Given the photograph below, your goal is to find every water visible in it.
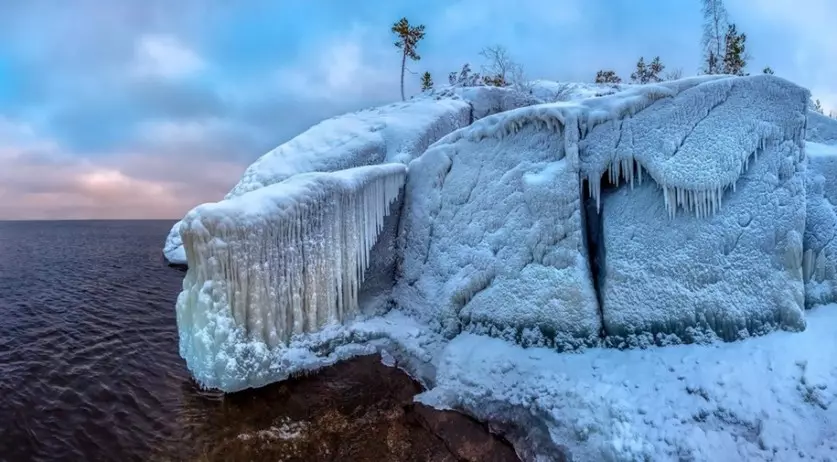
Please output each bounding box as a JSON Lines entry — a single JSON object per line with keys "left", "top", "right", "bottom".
{"left": 0, "top": 220, "right": 517, "bottom": 462}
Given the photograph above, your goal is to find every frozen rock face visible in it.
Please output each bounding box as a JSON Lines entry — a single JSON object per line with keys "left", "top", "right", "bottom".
{"left": 803, "top": 142, "right": 837, "bottom": 308}
{"left": 396, "top": 121, "right": 601, "bottom": 349}
{"left": 806, "top": 110, "right": 837, "bottom": 146}
{"left": 176, "top": 164, "right": 406, "bottom": 391}
{"left": 452, "top": 85, "right": 544, "bottom": 120}
{"left": 398, "top": 74, "right": 811, "bottom": 348}
{"left": 163, "top": 97, "right": 472, "bottom": 292}
{"left": 163, "top": 222, "right": 186, "bottom": 265}
{"left": 587, "top": 76, "right": 809, "bottom": 344}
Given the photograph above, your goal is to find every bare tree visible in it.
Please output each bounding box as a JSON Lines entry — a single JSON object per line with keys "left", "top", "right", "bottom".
{"left": 701, "top": 0, "right": 729, "bottom": 74}
{"left": 392, "top": 18, "right": 426, "bottom": 101}
{"left": 449, "top": 63, "right": 481, "bottom": 87}
{"left": 813, "top": 99, "right": 825, "bottom": 115}
{"left": 664, "top": 68, "right": 683, "bottom": 81}
{"left": 479, "top": 45, "right": 529, "bottom": 91}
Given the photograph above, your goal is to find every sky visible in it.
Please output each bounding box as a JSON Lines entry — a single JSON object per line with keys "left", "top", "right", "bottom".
{"left": 0, "top": 0, "right": 835, "bottom": 220}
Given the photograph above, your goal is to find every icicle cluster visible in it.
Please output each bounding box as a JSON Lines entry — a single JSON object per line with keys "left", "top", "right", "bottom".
{"left": 584, "top": 143, "right": 773, "bottom": 220}
{"left": 181, "top": 164, "right": 406, "bottom": 347}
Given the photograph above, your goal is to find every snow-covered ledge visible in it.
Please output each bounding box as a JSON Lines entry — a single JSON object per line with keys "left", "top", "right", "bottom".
{"left": 175, "top": 164, "right": 406, "bottom": 391}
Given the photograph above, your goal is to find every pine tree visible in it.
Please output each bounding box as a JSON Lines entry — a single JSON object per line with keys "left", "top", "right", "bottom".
{"left": 762, "top": 66, "right": 774, "bottom": 75}
{"left": 630, "top": 57, "right": 648, "bottom": 84}
{"left": 595, "top": 70, "right": 622, "bottom": 84}
{"left": 420, "top": 72, "right": 433, "bottom": 91}
{"left": 648, "top": 56, "right": 665, "bottom": 82}
{"left": 722, "top": 24, "right": 748, "bottom": 75}
{"left": 630, "top": 57, "right": 665, "bottom": 84}
{"left": 391, "top": 18, "right": 426, "bottom": 101}
{"left": 701, "top": 0, "right": 729, "bottom": 74}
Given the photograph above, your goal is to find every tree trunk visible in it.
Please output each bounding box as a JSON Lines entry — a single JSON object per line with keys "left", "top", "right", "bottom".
{"left": 400, "top": 51, "right": 406, "bottom": 101}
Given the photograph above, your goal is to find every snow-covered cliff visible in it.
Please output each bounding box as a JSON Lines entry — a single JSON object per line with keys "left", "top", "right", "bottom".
{"left": 169, "top": 77, "right": 837, "bottom": 461}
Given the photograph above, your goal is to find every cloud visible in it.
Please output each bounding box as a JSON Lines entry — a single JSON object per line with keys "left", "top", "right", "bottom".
{"left": 0, "top": 116, "right": 249, "bottom": 220}
{"left": 727, "top": 0, "right": 837, "bottom": 113}
{"left": 132, "top": 34, "right": 205, "bottom": 79}
{"left": 274, "top": 26, "right": 397, "bottom": 103}
{"left": 1, "top": 0, "right": 836, "bottom": 221}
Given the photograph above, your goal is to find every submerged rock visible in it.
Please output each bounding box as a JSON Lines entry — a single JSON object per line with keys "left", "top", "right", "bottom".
{"left": 159, "top": 354, "right": 518, "bottom": 462}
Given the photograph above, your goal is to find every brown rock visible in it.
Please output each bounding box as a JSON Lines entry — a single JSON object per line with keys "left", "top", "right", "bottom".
{"left": 154, "top": 354, "right": 520, "bottom": 462}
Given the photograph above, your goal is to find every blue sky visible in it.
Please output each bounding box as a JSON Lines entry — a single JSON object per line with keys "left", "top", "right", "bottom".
{"left": 0, "top": 0, "right": 835, "bottom": 219}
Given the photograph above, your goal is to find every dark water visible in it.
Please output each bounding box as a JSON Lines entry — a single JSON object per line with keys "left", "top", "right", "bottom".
{"left": 0, "top": 220, "right": 517, "bottom": 462}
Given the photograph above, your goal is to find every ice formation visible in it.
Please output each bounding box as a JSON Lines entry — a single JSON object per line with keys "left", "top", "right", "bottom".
{"left": 803, "top": 141, "right": 837, "bottom": 307}
{"left": 176, "top": 164, "right": 405, "bottom": 390}
{"left": 398, "top": 74, "right": 809, "bottom": 346}
{"left": 395, "top": 123, "right": 601, "bottom": 347}
{"left": 806, "top": 109, "right": 837, "bottom": 146}
{"left": 163, "top": 221, "right": 186, "bottom": 265}
{"left": 162, "top": 88, "right": 545, "bottom": 266}
{"left": 169, "top": 74, "right": 837, "bottom": 461}
{"left": 589, "top": 76, "right": 809, "bottom": 343}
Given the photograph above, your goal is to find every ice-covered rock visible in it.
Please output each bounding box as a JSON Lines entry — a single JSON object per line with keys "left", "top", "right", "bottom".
{"left": 452, "top": 85, "right": 544, "bottom": 120}
{"left": 163, "top": 222, "right": 186, "bottom": 265}
{"left": 589, "top": 76, "right": 809, "bottom": 344}
{"left": 162, "top": 96, "right": 472, "bottom": 265}
{"left": 397, "top": 74, "right": 810, "bottom": 347}
{"left": 806, "top": 110, "right": 837, "bottom": 146}
{"left": 529, "top": 79, "right": 633, "bottom": 102}
{"left": 803, "top": 142, "right": 837, "bottom": 308}
{"left": 176, "top": 164, "right": 405, "bottom": 391}
{"left": 396, "top": 122, "right": 600, "bottom": 348}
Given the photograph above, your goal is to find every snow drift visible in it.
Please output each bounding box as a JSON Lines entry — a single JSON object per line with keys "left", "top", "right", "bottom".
{"left": 176, "top": 164, "right": 405, "bottom": 391}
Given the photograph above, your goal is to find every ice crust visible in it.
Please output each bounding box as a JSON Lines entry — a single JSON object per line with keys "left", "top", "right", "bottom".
{"left": 398, "top": 74, "right": 809, "bottom": 345}
{"left": 162, "top": 90, "right": 543, "bottom": 265}
{"left": 163, "top": 221, "right": 186, "bottom": 265}
{"left": 176, "top": 164, "right": 405, "bottom": 391}
{"left": 803, "top": 141, "right": 837, "bottom": 307}
{"left": 395, "top": 123, "right": 601, "bottom": 347}
{"left": 594, "top": 77, "right": 809, "bottom": 343}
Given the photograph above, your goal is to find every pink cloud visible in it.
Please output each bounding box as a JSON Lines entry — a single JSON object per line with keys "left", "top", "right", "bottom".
{"left": 0, "top": 118, "right": 249, "bottom": 220}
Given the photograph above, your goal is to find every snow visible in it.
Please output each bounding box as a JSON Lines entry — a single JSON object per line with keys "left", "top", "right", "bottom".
{"left": 529, "top": 79, "right": 634, "bottom": 102}
{"left": 226, "top": 98, "right": 471, "bottom": 199}
{"left": 176, "top": 164, "right": 405, "bottom": 391}
{"left": 417, "top": 304, "right": 837, "bottom": 462}
{"left": 451, "top": 85, "right": 544, "bottom": 119}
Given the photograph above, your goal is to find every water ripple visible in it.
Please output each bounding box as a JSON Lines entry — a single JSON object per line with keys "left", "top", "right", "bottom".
{"left": 0, "top": 221, "right": 517, "bottom": 462}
